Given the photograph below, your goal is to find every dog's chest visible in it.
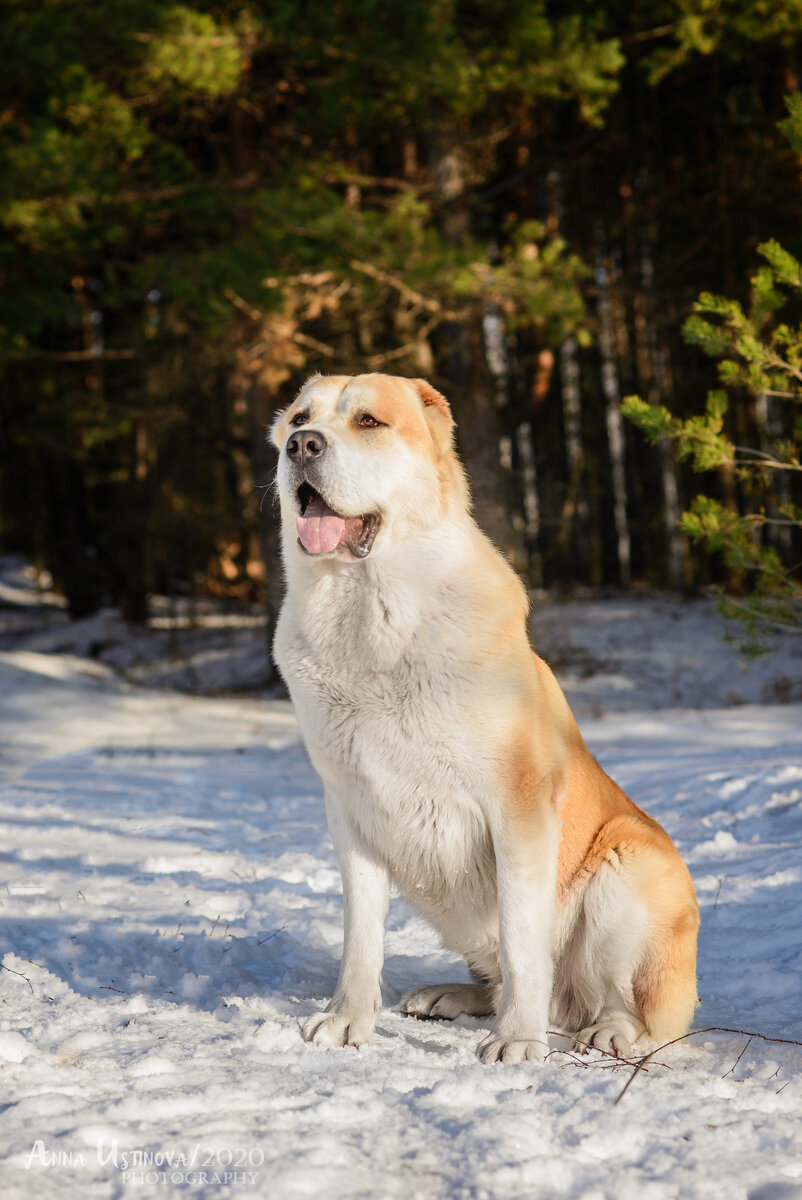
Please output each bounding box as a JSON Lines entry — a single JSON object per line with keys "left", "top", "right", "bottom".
{"left": 286, "top": 638, "right": 496, "bottom": 906}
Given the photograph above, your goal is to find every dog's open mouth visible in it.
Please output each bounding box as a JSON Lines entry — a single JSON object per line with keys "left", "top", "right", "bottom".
{"left": 295, "top": 483, "right": 380, "bottom": 559}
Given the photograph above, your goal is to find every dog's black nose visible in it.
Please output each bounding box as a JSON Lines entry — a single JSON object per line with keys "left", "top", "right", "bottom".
{"left": 286, "top": 429, "right": 327, "bottom": 462}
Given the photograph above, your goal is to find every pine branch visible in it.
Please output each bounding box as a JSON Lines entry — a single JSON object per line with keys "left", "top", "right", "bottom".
{"left": 362, "top": 314, "right": 442, "bottom": 368}
{"left": 348, "top": 259, "right": 455, "bottom": 317}
{"left": 291, "top": 332, "right": 338, "bottom": 359}
{"left": 732, "top": 447, "right": 802, "bottom": 472}
{"left": 714, "top": 595, "right": 802, "bottom": 634}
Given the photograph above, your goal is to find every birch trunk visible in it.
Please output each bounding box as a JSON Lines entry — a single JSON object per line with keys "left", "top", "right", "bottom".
{"left": 755, "top": 392, "right": 793, "bottom": 557}
{"left": 481, "top": 303, "right": 530, "bottom": 574}
{"left": 515, "top": 421, "right": 542, "bottom": 586}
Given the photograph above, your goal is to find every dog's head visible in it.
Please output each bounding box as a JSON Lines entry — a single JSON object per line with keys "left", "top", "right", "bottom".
{"left": 271, "top": 373, "right": 467, "bottom": 562}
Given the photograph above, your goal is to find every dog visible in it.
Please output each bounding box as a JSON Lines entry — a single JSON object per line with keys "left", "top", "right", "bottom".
{"left": 271, "top": 372, "right": 699, "bottom": 1064}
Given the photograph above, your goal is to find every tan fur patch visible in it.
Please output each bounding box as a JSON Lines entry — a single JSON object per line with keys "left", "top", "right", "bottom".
{"left": 346, "top": 375, "right": 438, "bottom": 460}
{"left": 345, "top": 374, "right": 469, "bottom": 513}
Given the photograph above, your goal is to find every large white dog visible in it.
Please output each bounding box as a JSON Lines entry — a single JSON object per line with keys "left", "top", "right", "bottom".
{"left": 272, "top": 372, "right": 699, "bottom": 1064}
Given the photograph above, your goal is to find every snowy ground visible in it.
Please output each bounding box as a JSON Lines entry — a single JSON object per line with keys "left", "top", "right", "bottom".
{"left": 1, "top": 571, "right": 802, "bottom": 1199}
{"left": 3, "top": 553, "right": 800, "bottom": 709}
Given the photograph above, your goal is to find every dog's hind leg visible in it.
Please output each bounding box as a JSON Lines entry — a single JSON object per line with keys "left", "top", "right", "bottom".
{"left": 561, "top": 815, "right": 699, "bottom": 1058}
{"left": 561, "top": 859, "right": 648, "bottom": 1058}
{"left": 400, "top": 983, "right": 495, "bottom": 1020}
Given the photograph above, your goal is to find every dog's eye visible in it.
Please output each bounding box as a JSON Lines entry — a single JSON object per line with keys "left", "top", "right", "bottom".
{"left": 290, "top": 411, "right": 309, "bottom": 427}
{"left": 358, "top": 414, "right": 380, "bottom": 429}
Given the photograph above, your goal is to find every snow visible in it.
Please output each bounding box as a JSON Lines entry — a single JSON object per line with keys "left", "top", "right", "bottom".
{"left": 3, "top": 551, "right": 801, "bottom": 706}
{"left": 532, "top": 591, "right": 802, "bottom": 713}
{"left": 1, "top": 575, "right": 801, "bottom": 1199}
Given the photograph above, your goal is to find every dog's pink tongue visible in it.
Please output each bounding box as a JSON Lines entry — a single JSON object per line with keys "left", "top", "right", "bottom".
{"left": 296, "top": 498, "right": 347, "bottom": 554}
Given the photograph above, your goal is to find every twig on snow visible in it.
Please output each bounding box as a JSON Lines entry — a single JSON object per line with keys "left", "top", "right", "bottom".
{"left": 614, "top": 1049, "right": 659, "bottom": 1105}
{"left": 258, "top": 925, "right": 287, "bottom": 945}
{"left": 548, "top": 1030, "right": 657, "bottom": 1070}
{"left": 722, "top": 1036, "right": 753, "bottom": 1078}
{"left": 545, "top": 1032, "right": 672, "bottom": 1091}
{"left": 1, "top": 963, "right": 34, "bottom": 994}
{"left": 544, "top": 1048, "right": 592, "bottom": 1069}
{"left": 613, "top": 1026, "right": 802, "bottom": 1105}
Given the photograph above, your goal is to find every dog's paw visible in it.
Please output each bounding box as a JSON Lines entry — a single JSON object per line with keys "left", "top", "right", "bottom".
{"left": 302, "top": 1009, "right": 376, "bottom": 1048}
{"left": 572, "top": 1022, "right": 634, "bottom": 1059}
{"left": 401, "top": 983, "right": 493, "bottom": 1021}
{"left": 476, "top": 1034, "right": 548, "bottom": 1065}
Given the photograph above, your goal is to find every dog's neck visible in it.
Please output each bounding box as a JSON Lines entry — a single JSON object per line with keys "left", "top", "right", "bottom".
{"left": 280, "top": 510, "right": 489, "bottom": 673}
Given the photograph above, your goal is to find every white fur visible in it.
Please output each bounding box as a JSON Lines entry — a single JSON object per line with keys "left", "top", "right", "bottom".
{"left": 272, "top": 374, "right": 665, "bottom": 1062}
{"left": 275, "top": 519, "right": 507, "bottom": 976}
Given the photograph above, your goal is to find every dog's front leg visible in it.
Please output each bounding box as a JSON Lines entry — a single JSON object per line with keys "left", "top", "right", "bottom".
{"left": 477, "top": 807, "right": 560, "bottom": 1065}
{"left": 303, "top": 794, "right": 390, "bottom": 1048}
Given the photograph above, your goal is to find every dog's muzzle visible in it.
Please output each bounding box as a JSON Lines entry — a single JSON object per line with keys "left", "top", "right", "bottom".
{"left": 294, "top": 481, "right": 381, "bottom": 559}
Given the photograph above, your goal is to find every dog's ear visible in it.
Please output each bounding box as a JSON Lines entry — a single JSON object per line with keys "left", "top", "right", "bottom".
{"left": 411, "top": 379, "right": 454, "bottom": 456}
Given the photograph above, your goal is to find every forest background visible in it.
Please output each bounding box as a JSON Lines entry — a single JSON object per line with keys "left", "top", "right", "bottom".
{"left": 2, "top": 0, "right": 801, "bottom": 679}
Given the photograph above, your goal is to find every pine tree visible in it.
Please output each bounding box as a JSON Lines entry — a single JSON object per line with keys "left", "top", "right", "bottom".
{"left": 623, "top": 100, "right": 802, "bottom": 640}
{"left": 3, "top": 1, "right": 802, "bottom": 628}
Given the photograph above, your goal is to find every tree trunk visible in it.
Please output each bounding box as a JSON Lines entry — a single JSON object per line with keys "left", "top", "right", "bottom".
{"left": 515, "top": 421, "right": 542, "bottom": 586}
{"left": 47, "top": 458, "right": 104, "bottom": 618}
{"left": 635, "top": 221, "right": 687, "bottom": 587}
{"left": 549, "top": 169, "right": 595, "bottom": 582}
{"left": 557, "top": 336, "right": 595, "bottom": 579}
{"left": 429, "top": 120, "right": 520, "bottom": 564}
{"left": 755, "top": 392, "right": 793, "bottom": 557}
{"left": 595, "top": 226, "right": 631, "bottom": 587}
